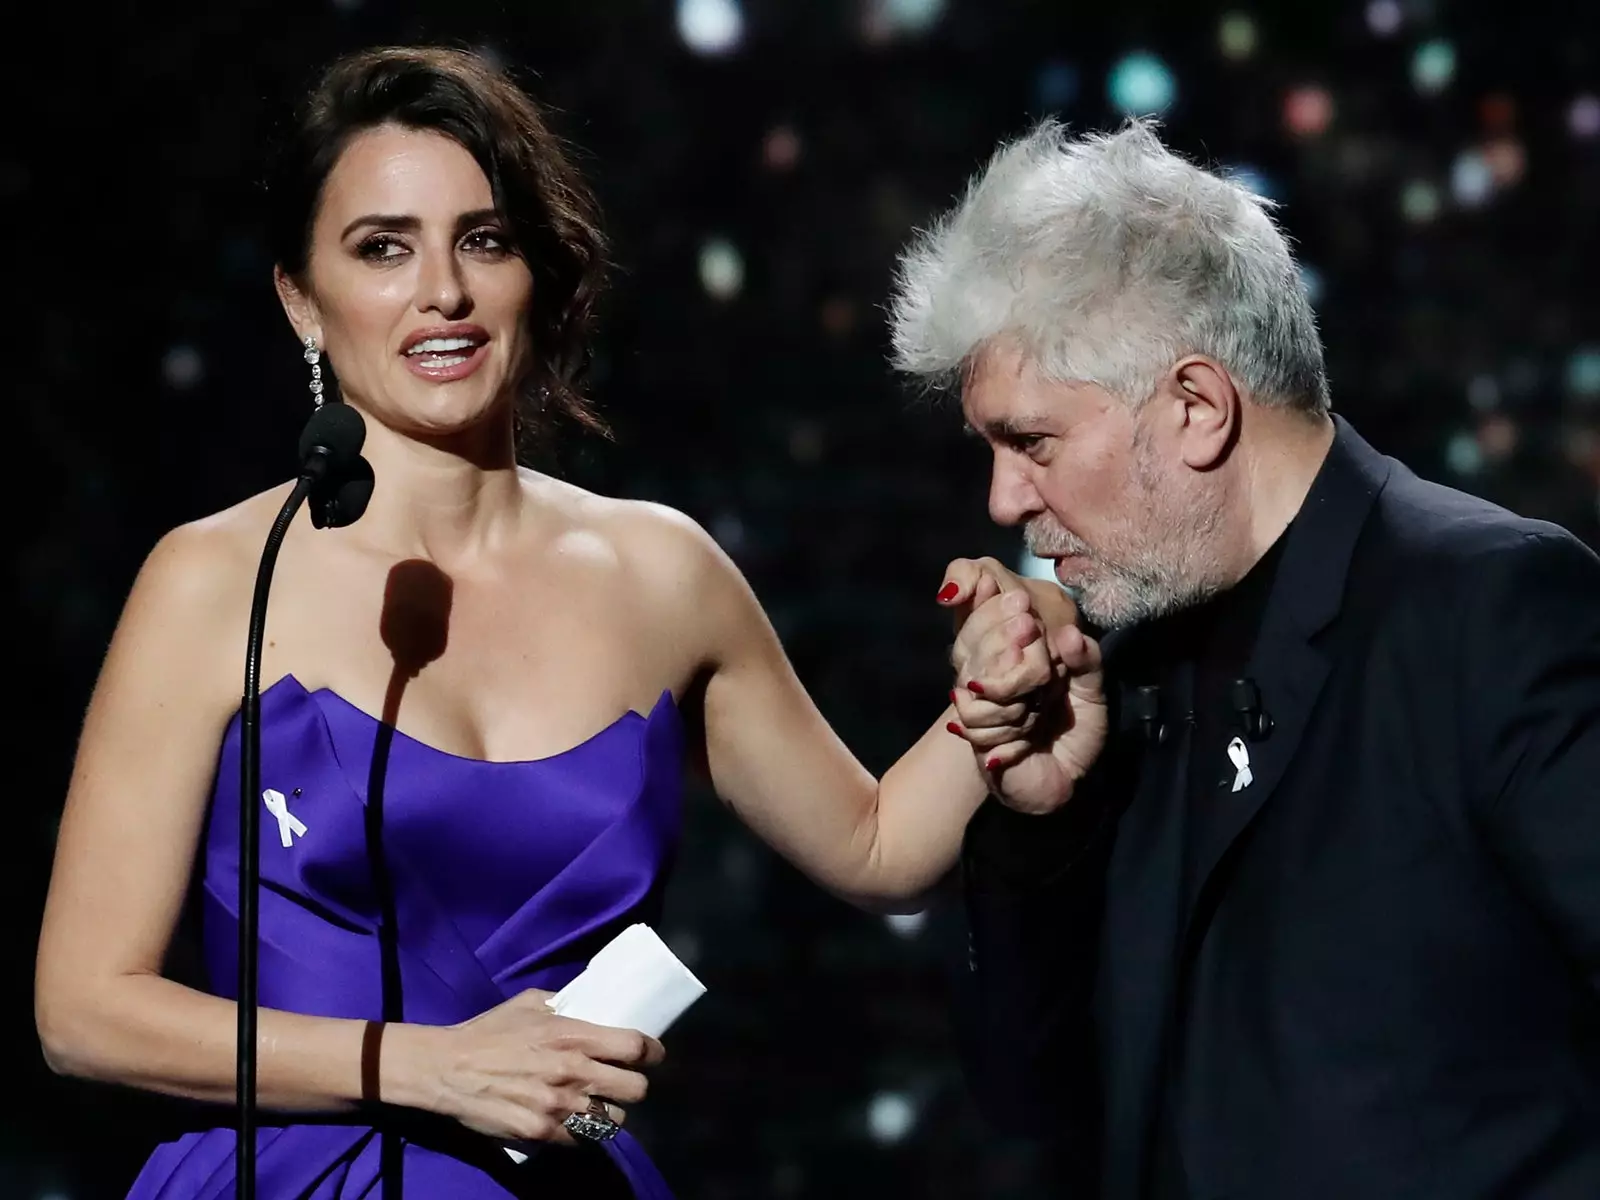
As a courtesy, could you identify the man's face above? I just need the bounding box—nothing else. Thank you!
[962,341,1224,629]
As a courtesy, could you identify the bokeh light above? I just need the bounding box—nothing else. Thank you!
[1299,264,1326,306]
[867,1091,918,1143]
[677,0,743,55]
[1366,0,1403,36]
[1401,179,1442,223]
[1467,374,1501,411]
[1570,94,1600,139]
[162,345,205,389]
[1218,12,1258,61]
[1411,40,1456,94]
[1224,163,1276,200]
[1108,51,1177,116]
[1568,349,1600,401]
[698,237,745,299]
[763,125,802,171]
[1446,429,1484,475]
[867,0,947,36]
[1482,138,1526,187]
[1450,150,1494,208]
[1284,85,1335,138]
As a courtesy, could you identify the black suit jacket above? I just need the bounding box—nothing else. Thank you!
[958,417,1600,1199]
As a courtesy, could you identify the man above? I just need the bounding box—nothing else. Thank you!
[906,120,1600,1198]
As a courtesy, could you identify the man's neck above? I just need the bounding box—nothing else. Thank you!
[1236,408,1337,575]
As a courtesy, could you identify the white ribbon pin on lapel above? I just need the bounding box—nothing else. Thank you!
[262,788,308,848]
[1227,737,1253,793]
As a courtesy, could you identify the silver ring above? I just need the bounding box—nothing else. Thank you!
[562,1097,620,1143]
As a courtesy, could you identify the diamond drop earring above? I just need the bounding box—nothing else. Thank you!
[303,336,324,409]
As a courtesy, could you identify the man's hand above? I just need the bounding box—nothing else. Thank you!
[939,557,1109,815]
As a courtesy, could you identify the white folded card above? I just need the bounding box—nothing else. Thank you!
[504,923,706,1164]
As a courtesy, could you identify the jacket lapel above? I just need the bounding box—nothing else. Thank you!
[1099,654,1194,1200]
[1181,416,1392,942]
[1097,417,1392,1198]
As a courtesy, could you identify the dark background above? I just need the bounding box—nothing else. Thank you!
[7,0,1598,1196]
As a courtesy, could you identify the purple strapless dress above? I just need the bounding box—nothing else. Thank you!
[126,675,684,1199]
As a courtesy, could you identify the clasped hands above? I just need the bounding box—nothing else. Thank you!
[939,558,1109,815]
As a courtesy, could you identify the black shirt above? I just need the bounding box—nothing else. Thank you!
[1150,529,1290,1199]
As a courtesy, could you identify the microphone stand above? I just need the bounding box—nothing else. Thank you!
[237,407,369,1200]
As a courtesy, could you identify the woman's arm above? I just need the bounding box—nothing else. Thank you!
[34,519,415,1110]
[35,519,657,1140]
[637,511,1074,910]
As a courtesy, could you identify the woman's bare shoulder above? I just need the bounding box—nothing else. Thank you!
[525,473,728,586]
[126,483,306,648]
[147,483,296,576]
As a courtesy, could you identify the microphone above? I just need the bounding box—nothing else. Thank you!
[1230,678,1273,741]
[297,401,366,482]
[1125,684,1166,744]
[236,402,372,1200]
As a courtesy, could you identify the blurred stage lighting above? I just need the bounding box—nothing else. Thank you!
[1482,138,1526,187]
[1036,60,1080,110]
[1108,52,1176,117]
[763,125,802,171]
[1284,85,1334,138]
[1570,94,1600,139]
[1450,150,1494,207]
[866,0,946,36]
[1365,0,1402,36]
[1223,164,1276,200]
[1299,264,1325,306]
[884,910,927,937]
[1411,40,1456,94]
[1400,180,1441,223]
[677,0,743,55]
[162,344,205,389]
[1568,349,1600,400]
[867,1091,918,1144]
[1217,12,1257,61]
[699,237,745,300]
[1467,374,1500,411]
[1445,430,1483,476]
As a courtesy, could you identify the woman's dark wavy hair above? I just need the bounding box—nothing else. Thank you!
[266,46,610,454]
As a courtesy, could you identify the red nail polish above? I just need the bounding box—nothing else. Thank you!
[937,581,959,603]
[985,756,1001,771]
[949,689,958,705]
[969,681,986,696]
[946,721,963,736]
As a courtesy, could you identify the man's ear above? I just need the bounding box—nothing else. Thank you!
[1169,356,1239,470]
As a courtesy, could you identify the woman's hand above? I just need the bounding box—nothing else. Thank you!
[410,988,665,1143]
[939,558,1108,815]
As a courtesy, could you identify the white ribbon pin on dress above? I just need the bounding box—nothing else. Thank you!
[262,788,308,848]
[1227,737,1253,793]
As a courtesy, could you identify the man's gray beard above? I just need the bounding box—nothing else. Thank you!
[1024,511,1221,630]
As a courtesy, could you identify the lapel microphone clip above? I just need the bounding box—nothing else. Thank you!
[1229,678,1273,741]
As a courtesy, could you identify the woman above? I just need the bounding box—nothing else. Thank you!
[34,46,1069,1199]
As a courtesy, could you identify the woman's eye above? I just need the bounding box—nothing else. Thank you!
[356,235,408,262]
[462,227,513,256]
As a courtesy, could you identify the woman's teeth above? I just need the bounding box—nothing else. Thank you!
[406,337,480,366]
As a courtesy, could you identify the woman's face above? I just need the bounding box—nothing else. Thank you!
[280,123,535,444]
